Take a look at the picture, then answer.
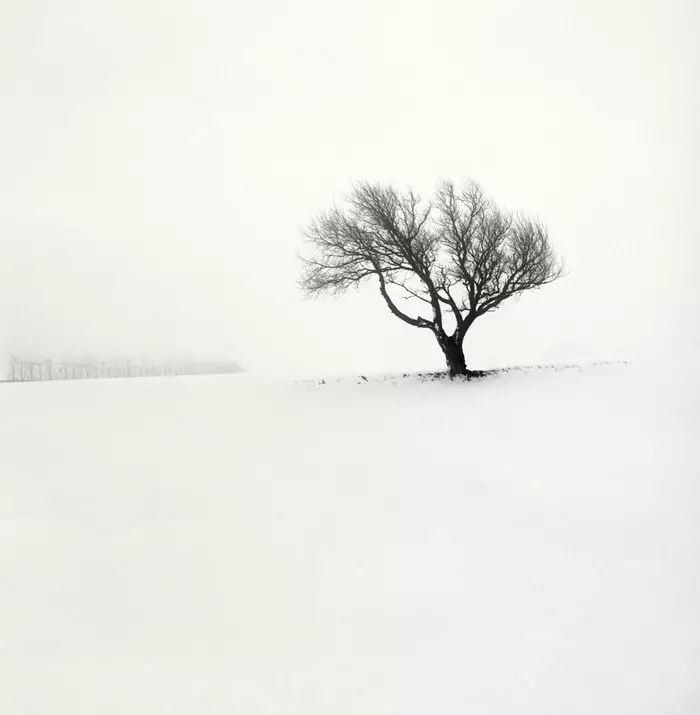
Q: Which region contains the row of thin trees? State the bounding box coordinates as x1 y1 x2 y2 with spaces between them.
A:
5 356 241 382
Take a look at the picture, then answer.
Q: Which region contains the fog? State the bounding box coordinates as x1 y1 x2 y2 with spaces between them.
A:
1 0 698 376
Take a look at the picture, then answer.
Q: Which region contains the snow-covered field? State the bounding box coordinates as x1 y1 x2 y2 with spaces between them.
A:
1 358 699 715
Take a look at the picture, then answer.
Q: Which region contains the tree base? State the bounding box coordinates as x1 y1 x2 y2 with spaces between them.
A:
448 368 487 380
414 368 489 381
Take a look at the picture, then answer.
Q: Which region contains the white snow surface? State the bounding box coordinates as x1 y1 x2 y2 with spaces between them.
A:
1 359 699 714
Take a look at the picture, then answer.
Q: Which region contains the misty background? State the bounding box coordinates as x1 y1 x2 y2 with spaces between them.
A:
1 0 698 377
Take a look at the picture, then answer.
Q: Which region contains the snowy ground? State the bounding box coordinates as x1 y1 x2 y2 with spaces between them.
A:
1 358 699 715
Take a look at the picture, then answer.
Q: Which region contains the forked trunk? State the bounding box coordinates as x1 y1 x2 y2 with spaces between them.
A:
437 333 467 377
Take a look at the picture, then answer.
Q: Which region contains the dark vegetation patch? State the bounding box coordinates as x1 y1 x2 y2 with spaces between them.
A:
301 361 630 387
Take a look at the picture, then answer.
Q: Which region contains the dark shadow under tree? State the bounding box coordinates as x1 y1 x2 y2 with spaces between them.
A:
300 179 563 377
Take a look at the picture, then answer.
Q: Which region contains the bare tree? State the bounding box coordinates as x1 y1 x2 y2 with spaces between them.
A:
8 355 18 382
300 179 563 376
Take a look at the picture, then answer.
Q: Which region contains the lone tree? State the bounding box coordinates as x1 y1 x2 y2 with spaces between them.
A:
300 179 563 376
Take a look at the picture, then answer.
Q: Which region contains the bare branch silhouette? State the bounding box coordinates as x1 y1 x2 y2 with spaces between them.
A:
300 179 563 376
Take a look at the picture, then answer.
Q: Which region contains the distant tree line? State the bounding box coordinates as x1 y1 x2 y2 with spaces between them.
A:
5 356 241 382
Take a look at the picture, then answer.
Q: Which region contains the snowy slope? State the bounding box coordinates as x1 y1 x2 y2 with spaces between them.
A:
1 360 699 715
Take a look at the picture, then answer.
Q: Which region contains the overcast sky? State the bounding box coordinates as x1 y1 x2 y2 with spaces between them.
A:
1 0 698 375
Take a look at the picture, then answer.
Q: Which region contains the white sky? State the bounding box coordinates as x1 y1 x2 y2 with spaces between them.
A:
1 0 698 375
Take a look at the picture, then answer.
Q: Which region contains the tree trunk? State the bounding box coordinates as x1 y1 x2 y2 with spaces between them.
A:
437 333 467 377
